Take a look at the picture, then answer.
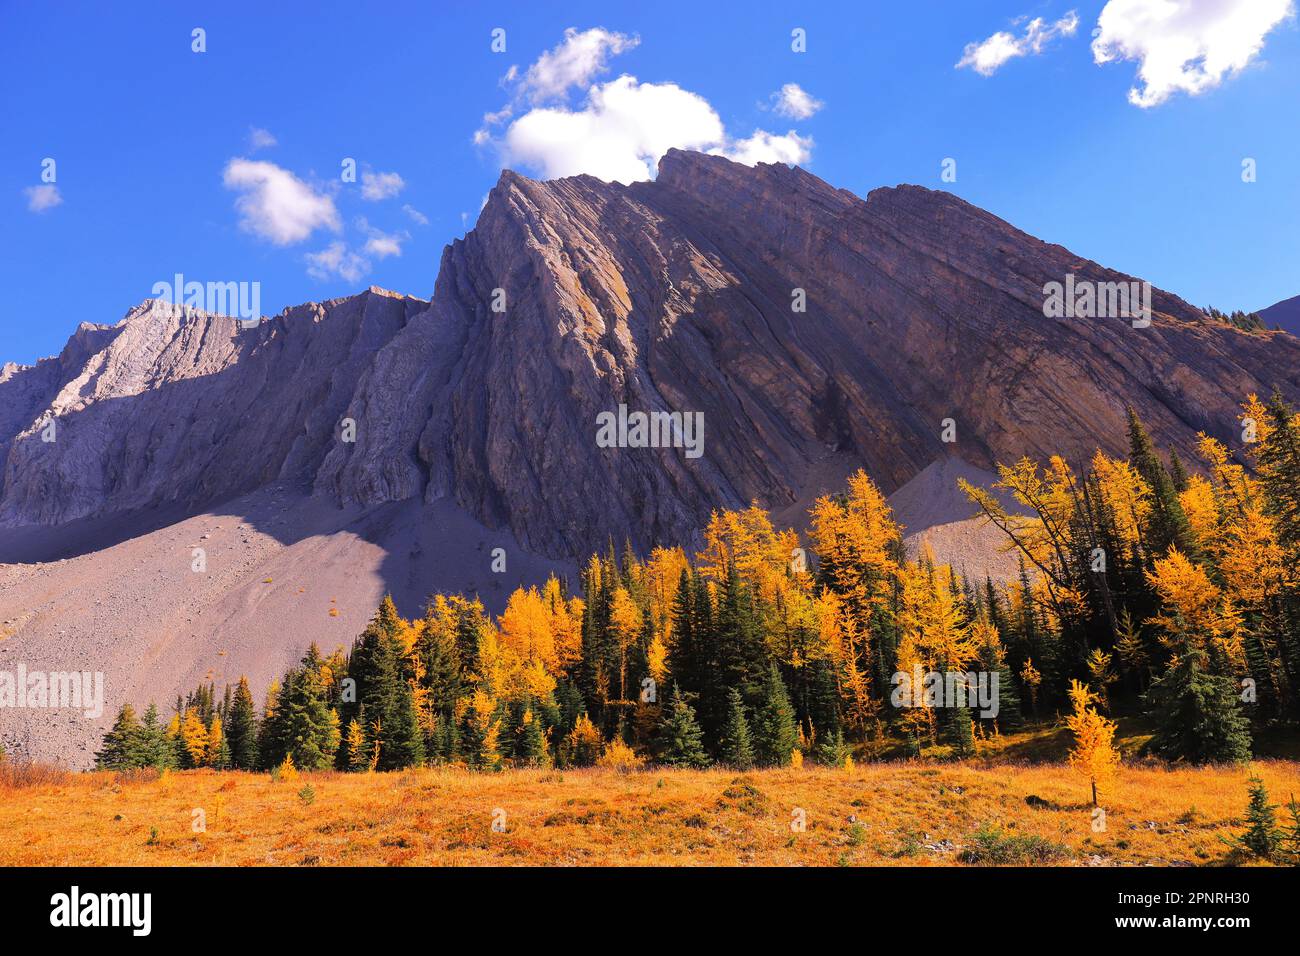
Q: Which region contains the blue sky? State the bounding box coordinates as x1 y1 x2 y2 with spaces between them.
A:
2 0 1297 366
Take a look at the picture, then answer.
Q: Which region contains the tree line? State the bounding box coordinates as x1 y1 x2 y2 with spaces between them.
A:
96 392 1300 774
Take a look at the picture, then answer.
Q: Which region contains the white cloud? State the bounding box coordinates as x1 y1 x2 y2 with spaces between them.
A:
517 27 639 104
503 75 726 183
306 241 369 283
714 130 814 167
247 127 277 151
957 10 1080 75
356 217 407 259
222 159 339 245
501 76 813 184
483 29 814 185
771 83 824 120
402 203 429 225
24 184 62 213
360 169 405 201
1092 0 1294 108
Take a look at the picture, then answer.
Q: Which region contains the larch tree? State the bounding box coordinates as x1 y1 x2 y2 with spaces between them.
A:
1065 679 1120 806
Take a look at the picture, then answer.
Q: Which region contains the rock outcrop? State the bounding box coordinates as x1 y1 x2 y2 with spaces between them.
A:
5 150 1299 561
0 290 425 526
319 149 1300 555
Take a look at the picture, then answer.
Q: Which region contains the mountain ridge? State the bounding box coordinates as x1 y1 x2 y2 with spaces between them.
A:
4 150 1298 557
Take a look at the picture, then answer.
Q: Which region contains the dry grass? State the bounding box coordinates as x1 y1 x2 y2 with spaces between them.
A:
0 759 73 791
0 759 1295 867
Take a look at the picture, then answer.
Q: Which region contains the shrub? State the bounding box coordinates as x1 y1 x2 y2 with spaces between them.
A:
959 823 1071 865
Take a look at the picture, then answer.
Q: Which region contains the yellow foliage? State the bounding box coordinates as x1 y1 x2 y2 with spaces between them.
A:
597 739 644 772
179 708 208 767
1065 680 1120 805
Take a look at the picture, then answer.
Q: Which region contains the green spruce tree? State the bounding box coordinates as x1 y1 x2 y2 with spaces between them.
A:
717 687 755 769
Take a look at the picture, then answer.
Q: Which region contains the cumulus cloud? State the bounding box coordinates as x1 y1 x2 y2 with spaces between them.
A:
517 27 639 103
770 83 824 120
714 130 814 166
24 184 62 213
356 217 407 259
306 241 369 283
360 169 405 201
957 10 1080 75
1092 0 1294 108
247 127 277 151
483 29 814 185
503 76 727 183
222 159 339 245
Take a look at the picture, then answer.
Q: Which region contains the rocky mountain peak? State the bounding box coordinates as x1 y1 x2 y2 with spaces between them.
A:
3 151 1298 564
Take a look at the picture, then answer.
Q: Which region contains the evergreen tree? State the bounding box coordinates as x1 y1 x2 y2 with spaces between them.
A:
977 635 1022 731
751 664 798 767
256 680 284 770
653 683 709 768
459 694 503 771
226 676 259 771
138 703 175 770
95 704 143 770
415 599 462 731
813 727 852 767
348 598 422 770
1126 406 1196 560
513 706 548 768
276 645 343 771
948 700 976 758
1145 643 1251 764
1228 776 1280 860
717 688 755 768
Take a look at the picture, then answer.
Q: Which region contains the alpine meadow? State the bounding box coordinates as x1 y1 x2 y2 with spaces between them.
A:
3 2 1300 936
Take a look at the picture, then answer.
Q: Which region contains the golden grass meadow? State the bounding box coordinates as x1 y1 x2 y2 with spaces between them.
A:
3 753 1296 867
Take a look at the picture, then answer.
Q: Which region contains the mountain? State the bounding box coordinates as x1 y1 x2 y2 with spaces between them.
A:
1259 293 1300 337
3 149 1299 765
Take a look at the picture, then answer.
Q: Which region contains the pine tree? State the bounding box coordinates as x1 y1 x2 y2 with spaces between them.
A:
513 706 548 768
460 692 503 771
1228 776 1280 860
717 688 755 768
814 728 852 768
257 679 283 770
1145 551 1253 764
269 645 344 771
654 683 709 768
1126 407 1197 560
139 703 175 770
226 676 259 770
95 704 143 770
972 619 1022 732
751 664 798 767
348 598 422 770
948 700 976 758
1279 794 1300 865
